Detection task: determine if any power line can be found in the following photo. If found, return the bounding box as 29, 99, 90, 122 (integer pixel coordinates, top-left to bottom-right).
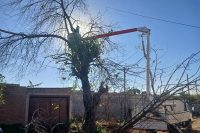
107, 7, 200, 29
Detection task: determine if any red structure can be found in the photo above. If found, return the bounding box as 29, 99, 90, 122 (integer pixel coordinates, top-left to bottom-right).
95, 27, 149, 38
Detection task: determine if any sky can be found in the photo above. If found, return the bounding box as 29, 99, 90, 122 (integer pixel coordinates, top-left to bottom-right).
0, 0, 200, 89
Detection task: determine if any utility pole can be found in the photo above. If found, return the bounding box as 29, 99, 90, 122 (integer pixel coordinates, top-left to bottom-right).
195, 80, 198, 94
123, 67, 127, 120
138, 27, 151, 100
146, 31, 151, 99
124, 67, 126, 93
187, 74, 190, 95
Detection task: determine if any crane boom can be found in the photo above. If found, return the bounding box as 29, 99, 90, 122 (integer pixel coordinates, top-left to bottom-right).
95, 28, 137, 38
95, 27, 149, 38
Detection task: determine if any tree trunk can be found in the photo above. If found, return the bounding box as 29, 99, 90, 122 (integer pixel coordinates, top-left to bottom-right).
81, 76, 97, 133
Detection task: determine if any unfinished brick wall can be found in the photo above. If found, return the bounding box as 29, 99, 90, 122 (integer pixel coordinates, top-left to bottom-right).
0, 84, 27, 124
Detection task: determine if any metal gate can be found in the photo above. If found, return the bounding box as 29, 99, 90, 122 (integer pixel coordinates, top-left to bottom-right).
28, 96, 70, 124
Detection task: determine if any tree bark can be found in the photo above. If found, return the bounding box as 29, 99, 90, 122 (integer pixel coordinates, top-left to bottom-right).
81, 76, 97, 133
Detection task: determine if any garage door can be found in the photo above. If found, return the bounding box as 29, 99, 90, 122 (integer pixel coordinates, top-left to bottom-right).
28, 96, 70, 124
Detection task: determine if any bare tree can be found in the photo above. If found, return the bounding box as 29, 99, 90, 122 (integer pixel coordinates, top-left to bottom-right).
115, 51, 200, 132
0, 0, 118, 132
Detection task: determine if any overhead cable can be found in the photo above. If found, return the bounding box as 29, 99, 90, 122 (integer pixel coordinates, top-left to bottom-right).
108, 7, 200, 29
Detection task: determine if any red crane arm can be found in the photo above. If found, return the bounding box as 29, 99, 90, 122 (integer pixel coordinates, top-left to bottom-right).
94, 27, 149, 38
95, 28, 138, 38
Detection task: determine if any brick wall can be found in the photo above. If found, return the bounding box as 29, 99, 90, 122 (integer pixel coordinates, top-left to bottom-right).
0, 85, 72, 125
0, 84, 27, 124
